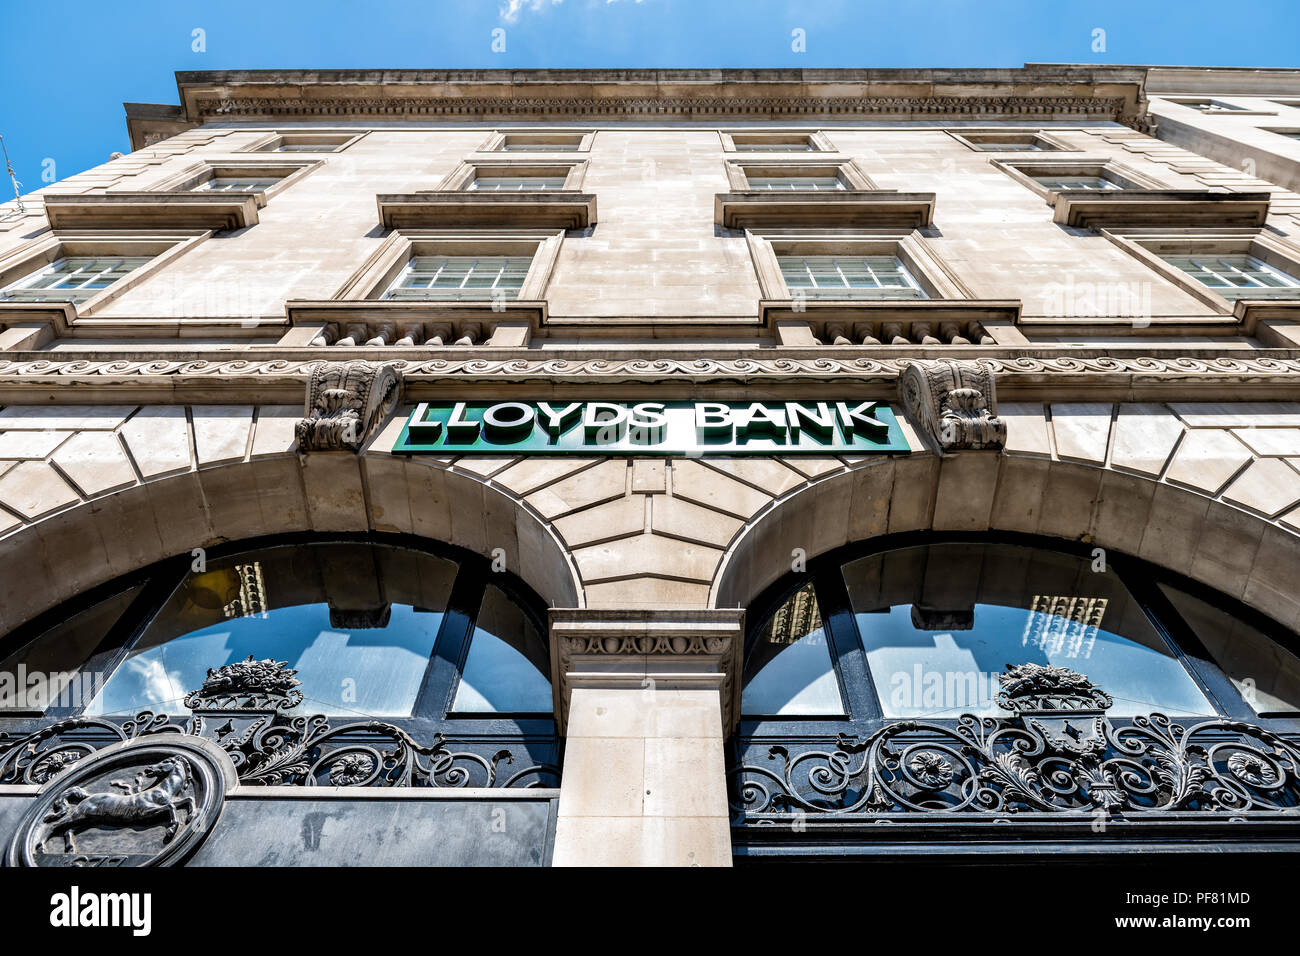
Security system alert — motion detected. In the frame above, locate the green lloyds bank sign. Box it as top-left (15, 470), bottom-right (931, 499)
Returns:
top-left (392, 401), bottom-right (911, 456)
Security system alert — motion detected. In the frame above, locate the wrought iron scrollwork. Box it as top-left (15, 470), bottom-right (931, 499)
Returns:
top-left (0, 658), bottom-right (558, 789)
top-left (730, 664), bottom-right (1300, 820)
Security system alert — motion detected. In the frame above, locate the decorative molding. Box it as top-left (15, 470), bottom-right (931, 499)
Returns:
top-left (549, 608), bottom-right (745, 732)
top-left (899, 358), bottom-right (1007, 452)
top-left (729, 664), bottom-right (1300, 822)
top-left (8, 354), bottom-right (1300, 381)
top-left (195, 94), bottom-right (1136, 124)
top-left (295, 360), bottom-right (402, 452)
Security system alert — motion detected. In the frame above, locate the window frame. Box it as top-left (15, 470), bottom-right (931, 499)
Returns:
top-left (0, 532), bottom-right (557, 741)
top-left (241, 130), bottom-right (367, 153)
top-left (747, 230), bottom-right (972, 302)
top-left (991, 158), bottom-right (1165, 200)
top-left (724, 159), bottom-right (875, 191)
top-left (334, 230), bottom-right (563, 304)
top-left (477, 130), bottom-right (595, 153)
top-left (737, 531), bottom-right (1300, 742)
top-left (946, 129), bottom-right (1082, 153)
top-left (0, 232), bottom-right (208, 322)
top-left (1102, 229), bottom-right (1300, 314)
top-left (139, 159), bottom-right (324, 204)
top-left (719, 130), bottom-right (834, 153)
top-left (436, 159), bottom-right (589, 191)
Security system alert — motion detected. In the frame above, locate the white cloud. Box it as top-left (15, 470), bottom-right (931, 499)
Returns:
top-left (500, 0), bottom-right (644, 24)
top-left (500, 0), bottom-right (563, 24)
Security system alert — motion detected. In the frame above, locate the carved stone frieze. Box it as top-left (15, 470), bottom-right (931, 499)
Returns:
top-left (294, 360), bottom-right (401, 452)
top-left (899, 358), bottom-right (1007, 452)
top-left (197, 94), bottom-right (1135, 125)
top-left (549, 608), bottom-right (745, 732)
top-left (9, 354), bottom-right (1300, 383)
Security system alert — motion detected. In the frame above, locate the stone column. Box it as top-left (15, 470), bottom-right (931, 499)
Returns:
top-left (548, 608), bottom-right (743, 867)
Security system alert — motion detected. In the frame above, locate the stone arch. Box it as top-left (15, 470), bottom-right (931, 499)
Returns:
top-left (709, 452), bottom-right (1300, 634)
top-left (0, 450), bottom-right (581, 634)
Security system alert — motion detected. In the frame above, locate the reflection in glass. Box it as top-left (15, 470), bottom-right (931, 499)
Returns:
top-left (742, 582), bottom-right (845, 716)
top-left (1161, 583), bottom-right (1300, 714)
top-left (842, 543), bottom-right (1213, 718)
top-left (0, 587), bottom-right (141, 712)
top-left (87, 544), bottom-right (457, 717)
top-left (453, 585), bottom-right (551, 713)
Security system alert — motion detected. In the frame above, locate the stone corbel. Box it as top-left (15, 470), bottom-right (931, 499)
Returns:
top-left (899, 358), bottom-right (1007, 453)
top-left (295, 360), bottom-right (402, 453)
top-left (548, 607), bottom-right (745, 733)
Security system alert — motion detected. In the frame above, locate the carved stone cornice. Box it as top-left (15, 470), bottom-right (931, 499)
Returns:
top-left (5, 354), bottom-right (1300, 402)
top-left (169, 66), bottom-right (1152, 129)
top-left (549, 608), bottom-right (745, 733)
top-left (10, 353), bottom-right (1300, 380)
top-left (899, 358), bottom-right (1007, 453)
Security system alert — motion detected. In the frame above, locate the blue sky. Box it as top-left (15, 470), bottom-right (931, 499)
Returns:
top-left (3, 0), bottom-right (1299, 194)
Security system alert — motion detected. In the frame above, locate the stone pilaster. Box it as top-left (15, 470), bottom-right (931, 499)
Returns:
top-left (548, 608), bottom-right (742, 867)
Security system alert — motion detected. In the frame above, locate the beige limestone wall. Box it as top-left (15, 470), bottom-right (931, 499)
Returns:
top-left (5, 120), bottom-right (1298, 333)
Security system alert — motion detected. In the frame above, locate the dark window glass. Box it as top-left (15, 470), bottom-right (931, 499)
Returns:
top-left (87, 544), bottom-right (457, 717)
top-left (454, 584), bottom-right (551, 713)
top-left (742, 581), bottom-right (844, 716)
top-left (841, 543), bottom-right (1213, 718)
top-left (1161, 583), bottom-right (1300, 715)
top-left (0, 586), bottom-right (142, 713)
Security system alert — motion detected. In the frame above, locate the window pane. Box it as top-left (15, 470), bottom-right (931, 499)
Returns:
top-left (1165, 254), bottom-right (1300, 298)
top-left (1, 257), bottom-right (149, 303)
top-left (1160, 583), bottom-right (1300, 714)
top-left (742, 582), bottom-right (844, 716)
top-left (453, 584), bottom-right (551, 713)
top-left (841, 543), bottom-right (1214, 719)
top-left (384, 256), bottom-right (531, 301)
top-left (0, 586), bottom-right (142, 712)
top-left (86, 544), bottom-right (458, 717)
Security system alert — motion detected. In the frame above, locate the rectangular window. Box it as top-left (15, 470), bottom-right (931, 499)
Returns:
top-left (192, 177), bottom-right (279, 192)
top-left (502, 142), bottom-right (582, 152)
top-left (1172, 98), bottom-right (1247, 112)
top-left (779, 256), bottom-right (926, 299)
top-left (734, 142), bottom-right (814, 151)
top-left (748, 177), bottom-right (845, 191)
top-left (1033, 175), bottom-right (1121, 191)
top-left (468, 176), bottom-right (568, 191)
top-left (382, 256), bottom-right (532, 301)
top-left (0, 256), bottom-right (151, 303)
top-left (1163, 254), bottom-right (1300, 298)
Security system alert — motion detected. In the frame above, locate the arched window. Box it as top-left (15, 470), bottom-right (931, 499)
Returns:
top-left (742, 535), bottom-right (1300, 724)
top-left (732, 534), bottom-right (1300, 848)
top-left (0, 534), bottom-right (558, 786)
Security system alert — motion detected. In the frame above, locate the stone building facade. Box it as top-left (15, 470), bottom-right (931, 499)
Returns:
top-left (2, 66), bottom-right (1300, 867)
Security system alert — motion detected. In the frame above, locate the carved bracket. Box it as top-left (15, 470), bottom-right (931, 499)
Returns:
top-left (295, 360), bottom-right (401, 452)
top-left (899, 358), bottom-right (1007, 453)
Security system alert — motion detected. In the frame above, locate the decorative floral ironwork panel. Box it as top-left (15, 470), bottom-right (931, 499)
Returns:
top-left (729, 664), bottom-right (1300, 820)
top-left (0, 657), bottom-right (558, 790)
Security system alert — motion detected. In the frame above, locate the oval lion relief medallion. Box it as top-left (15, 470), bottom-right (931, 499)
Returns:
top-left (6, 736), bottom-right (237, 867)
